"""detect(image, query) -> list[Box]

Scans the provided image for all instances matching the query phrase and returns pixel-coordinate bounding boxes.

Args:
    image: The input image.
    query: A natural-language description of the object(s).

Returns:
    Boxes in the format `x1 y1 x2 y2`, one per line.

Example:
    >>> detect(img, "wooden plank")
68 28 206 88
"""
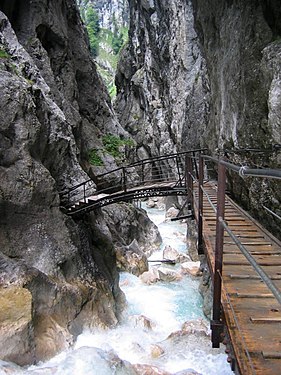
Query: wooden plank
228 274 281 280
262 352 281 359
224 261 281 266
229 293 274 298
224 251 281 256
250 317 281 323
198 181 281 375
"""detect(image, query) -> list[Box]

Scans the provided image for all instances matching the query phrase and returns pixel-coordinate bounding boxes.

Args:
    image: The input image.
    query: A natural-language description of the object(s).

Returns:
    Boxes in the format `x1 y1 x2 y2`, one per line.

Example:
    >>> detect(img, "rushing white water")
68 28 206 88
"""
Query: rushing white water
4 204 232 375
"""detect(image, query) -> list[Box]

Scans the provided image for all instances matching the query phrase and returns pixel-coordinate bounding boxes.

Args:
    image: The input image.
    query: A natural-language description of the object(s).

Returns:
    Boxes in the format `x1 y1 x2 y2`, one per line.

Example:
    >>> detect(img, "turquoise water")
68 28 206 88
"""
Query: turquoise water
2 204 233 375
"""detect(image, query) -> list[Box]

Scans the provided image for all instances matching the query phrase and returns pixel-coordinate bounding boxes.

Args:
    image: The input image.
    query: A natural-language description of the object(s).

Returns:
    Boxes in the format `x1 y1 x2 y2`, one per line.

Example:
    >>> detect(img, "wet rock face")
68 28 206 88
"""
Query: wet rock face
191 0 281 152
116 0 281 238
102 203 162 255
0 287 33 365
0 0 127 173
115 0 209 159
119 0 280 156
191 0 281 237
0 1 127 364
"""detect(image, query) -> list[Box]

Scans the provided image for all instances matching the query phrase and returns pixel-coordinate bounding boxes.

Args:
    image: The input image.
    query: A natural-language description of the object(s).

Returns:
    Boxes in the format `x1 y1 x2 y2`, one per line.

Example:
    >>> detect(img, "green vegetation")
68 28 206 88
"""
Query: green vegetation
88 148 104 166
96 26 128 98
76 1 128 98
85 6 100 57
111 16 127 55
102 134 134 159
0 49 10 59
88 135 134 166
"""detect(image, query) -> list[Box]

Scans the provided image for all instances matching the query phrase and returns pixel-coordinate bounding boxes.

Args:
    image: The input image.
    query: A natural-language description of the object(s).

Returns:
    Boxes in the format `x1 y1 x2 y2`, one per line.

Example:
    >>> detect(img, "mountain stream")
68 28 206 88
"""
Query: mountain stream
1 205 233 375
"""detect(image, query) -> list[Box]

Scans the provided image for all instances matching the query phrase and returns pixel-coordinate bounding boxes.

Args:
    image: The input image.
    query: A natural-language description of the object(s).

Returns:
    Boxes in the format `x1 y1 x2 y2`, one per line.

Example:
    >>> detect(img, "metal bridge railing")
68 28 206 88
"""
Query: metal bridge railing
59 149 206 208
187 152 281 369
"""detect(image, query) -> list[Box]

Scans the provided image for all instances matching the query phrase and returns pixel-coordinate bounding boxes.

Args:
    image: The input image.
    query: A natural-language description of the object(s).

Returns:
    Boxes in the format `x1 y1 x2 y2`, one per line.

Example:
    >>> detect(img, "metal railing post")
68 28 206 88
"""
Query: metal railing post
176 155 182 185
193 151 199 179
211 161 226 348
83 183 86 203
198 154 204 255
186 154 193 208
122 167 127 192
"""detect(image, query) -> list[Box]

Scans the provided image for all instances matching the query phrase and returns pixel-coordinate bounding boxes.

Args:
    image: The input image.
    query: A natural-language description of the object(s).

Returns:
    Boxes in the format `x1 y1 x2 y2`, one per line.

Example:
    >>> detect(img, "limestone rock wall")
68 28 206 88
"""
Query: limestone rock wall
0 0 156 365
191 0 281 152
116 0 281 237
115 0 209 161
93 0 129 30
191 0 281 236
0 4 125 363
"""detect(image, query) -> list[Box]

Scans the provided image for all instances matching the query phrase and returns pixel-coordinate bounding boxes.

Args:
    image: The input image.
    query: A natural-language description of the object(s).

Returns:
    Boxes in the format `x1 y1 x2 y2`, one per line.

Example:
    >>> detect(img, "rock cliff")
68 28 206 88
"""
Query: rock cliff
0 0 157 365
77 0 129 97
115 0 209 161
116 0 281 236
94 0 129 31
191 0 281 235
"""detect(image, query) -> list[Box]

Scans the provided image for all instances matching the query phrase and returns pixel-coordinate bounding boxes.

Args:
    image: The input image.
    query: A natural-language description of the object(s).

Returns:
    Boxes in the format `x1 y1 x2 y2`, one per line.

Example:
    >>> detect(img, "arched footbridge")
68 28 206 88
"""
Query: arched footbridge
60 149 281 375
60 150 199 216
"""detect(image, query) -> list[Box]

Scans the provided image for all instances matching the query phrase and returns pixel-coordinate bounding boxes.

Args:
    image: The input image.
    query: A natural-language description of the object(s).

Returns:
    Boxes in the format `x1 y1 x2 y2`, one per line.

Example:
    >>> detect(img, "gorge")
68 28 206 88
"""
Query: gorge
0 0 280 372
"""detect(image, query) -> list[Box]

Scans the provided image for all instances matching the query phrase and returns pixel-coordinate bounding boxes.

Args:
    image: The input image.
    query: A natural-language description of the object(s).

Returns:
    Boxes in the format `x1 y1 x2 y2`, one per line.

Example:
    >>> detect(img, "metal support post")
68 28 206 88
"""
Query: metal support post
141 161 144 184
198 155 204 255
186 155 193 207
193 151 199 179
176 155 182 185
211 161 226 347
83 183 86 203
122 167 127 192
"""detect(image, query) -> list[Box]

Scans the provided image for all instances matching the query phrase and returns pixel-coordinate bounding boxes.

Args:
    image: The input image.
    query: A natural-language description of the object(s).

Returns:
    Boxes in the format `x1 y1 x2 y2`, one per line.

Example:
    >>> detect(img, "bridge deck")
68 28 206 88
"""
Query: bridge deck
66 181 186 215
195 182 281 375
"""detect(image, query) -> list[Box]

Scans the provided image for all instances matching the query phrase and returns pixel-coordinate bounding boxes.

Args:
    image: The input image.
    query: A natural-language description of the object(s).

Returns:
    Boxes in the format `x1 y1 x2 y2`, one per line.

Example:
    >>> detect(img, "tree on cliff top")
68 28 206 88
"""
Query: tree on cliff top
85 6 100 57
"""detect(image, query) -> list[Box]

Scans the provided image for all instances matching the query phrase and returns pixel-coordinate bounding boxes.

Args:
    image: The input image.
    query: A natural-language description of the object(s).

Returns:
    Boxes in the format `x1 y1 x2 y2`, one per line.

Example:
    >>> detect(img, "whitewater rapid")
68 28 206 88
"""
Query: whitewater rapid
2 204 232 375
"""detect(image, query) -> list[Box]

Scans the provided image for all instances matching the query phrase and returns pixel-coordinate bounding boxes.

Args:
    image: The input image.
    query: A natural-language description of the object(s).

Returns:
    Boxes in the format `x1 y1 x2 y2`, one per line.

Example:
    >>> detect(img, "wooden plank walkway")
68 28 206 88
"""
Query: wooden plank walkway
195 182 281 375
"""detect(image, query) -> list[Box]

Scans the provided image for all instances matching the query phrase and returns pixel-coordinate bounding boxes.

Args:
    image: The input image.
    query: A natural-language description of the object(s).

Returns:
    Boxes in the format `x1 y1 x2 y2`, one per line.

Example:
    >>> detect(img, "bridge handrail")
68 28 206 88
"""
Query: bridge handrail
190 153 281 354
202 154 281 179
128 148 208 167
219 216 281 305
59 149 207 202
85 148 207 180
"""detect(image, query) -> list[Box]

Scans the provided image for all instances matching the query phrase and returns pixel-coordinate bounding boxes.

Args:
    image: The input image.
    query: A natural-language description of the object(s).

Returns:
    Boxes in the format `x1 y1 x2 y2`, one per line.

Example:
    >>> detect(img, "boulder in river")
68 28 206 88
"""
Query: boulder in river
150 344 165 358
146 198 156 208
130 314 155 331
139 267 160 285
163 245 180 263
181 319 210 336
116 239 148 276
162 243 190 265
180 262 201 277
165 207 180 220
132 364 171 375
174 370 202 375
178 253 191 263
158 267 182 282
146 198 166 210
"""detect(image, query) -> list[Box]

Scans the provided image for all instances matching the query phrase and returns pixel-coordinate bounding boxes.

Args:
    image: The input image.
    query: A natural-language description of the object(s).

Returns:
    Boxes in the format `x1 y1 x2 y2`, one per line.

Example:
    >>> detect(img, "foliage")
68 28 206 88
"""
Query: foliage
112 17 124 55
88 148 104 166
0 49 10 59
102 134 134 159
88 135 134 165
76 1 129 98
85 6 100 57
